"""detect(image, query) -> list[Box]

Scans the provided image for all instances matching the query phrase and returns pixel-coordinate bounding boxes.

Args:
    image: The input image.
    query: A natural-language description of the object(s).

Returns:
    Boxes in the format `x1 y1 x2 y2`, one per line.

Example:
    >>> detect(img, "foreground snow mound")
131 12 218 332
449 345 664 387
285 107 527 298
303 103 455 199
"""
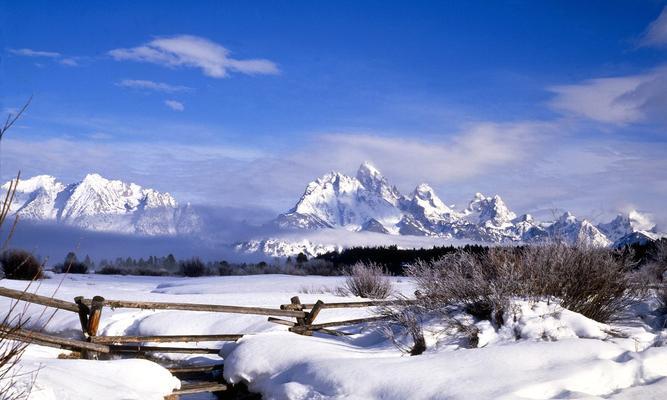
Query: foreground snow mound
11 346 179 400
222 299 666 399
222 331 667 400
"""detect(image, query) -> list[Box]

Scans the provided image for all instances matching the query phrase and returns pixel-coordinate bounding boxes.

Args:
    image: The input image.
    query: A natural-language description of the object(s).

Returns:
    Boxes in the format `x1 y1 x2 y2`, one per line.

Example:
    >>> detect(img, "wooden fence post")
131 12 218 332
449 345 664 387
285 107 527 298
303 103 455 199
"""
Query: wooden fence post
75 295 104 359
87 296 105 337
305 300 324 325
74 296 90 336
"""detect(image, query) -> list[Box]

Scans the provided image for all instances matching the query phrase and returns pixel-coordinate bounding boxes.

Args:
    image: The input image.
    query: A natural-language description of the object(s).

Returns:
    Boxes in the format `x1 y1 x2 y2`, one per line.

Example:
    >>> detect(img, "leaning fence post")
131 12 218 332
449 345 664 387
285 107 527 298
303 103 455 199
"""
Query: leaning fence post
305 300 324 326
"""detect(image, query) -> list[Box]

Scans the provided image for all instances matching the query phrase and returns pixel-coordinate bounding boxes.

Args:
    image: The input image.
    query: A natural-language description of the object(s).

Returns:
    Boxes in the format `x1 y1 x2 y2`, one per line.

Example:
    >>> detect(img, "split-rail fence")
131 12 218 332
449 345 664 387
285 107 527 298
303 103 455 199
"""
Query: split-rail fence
0 286 400 398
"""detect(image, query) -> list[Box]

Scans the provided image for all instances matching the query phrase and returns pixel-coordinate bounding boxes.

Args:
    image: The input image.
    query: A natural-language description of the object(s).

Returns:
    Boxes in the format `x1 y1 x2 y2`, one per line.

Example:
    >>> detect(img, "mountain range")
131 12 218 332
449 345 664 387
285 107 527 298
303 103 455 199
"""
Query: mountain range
242 162 663 255
1 174 200 236
3 166 664 258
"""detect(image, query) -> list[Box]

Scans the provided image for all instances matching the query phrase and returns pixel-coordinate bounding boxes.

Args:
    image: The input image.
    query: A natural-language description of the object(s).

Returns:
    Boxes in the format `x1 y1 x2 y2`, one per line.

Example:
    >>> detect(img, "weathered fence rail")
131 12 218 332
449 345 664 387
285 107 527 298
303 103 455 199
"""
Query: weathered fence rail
80 297 306 318
91 334 244 344
0 286 79 313
0 324 110 353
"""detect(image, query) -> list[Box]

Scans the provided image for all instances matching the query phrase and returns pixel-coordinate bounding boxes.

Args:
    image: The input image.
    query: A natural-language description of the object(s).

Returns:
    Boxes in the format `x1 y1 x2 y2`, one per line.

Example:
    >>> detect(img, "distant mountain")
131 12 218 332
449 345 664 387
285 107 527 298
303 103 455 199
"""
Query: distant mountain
240 162 664 257
2 174 200 236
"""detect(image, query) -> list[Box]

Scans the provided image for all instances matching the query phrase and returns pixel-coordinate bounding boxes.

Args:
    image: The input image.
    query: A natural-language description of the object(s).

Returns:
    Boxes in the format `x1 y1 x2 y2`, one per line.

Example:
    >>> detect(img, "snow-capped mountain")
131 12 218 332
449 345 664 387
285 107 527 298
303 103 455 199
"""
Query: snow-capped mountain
2 174 200 236
524 212 612 248
245 162 663 256
276 162 403 231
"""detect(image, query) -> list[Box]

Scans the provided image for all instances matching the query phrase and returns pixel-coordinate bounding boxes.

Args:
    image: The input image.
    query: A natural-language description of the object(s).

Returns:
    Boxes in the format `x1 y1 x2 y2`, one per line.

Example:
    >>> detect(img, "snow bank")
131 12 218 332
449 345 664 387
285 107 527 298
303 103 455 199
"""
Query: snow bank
480 300 609 347
9 345 179 400
2 275 666 399
222 331 667 400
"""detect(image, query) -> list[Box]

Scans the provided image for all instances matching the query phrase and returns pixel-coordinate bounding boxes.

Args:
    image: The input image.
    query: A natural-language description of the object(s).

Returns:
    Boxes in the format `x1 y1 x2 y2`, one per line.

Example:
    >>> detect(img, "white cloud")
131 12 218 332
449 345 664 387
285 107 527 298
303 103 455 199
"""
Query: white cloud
3 121 667 224
59 58 79 66
8 48 83 67
9 48 61 58
117 79 191 93
309 121 550 186
108 35 279 78
640 6 667 48
548 67 667 125
164 100 185 111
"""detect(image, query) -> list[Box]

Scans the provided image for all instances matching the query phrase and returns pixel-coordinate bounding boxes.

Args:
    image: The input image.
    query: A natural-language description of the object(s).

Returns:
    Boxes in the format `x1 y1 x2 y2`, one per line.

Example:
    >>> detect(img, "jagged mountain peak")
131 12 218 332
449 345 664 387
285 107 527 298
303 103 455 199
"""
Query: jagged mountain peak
408 183 454 219
515 213 534 223
81 172 107 183
465 192 516 227
356 162 401 206
357 161 381 179
262 163 665 252
558 211 577 223
4 174 63 193
2 173 196 236
413 183 436 197
598 210 655 243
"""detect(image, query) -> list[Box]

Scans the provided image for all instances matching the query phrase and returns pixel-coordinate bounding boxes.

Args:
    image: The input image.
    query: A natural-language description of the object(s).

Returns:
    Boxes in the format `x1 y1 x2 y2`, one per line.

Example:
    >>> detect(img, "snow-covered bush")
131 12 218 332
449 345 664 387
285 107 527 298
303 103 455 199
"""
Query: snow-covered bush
0 249 43 281
523 243 634 322
406 243 635 324
406 250 517 325
341 262 393 299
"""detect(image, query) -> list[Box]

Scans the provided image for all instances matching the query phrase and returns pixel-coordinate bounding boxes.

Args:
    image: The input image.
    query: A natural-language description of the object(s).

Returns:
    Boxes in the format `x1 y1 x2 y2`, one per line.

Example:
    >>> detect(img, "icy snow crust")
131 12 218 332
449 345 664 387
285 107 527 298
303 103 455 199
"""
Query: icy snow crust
2 274 667 399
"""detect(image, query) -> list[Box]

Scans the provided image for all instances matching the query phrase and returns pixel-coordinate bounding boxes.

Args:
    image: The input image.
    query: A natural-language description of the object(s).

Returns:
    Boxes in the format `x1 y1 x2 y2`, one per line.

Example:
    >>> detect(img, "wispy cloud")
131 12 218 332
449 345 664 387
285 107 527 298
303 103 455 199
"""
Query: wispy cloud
59 58 79 66
9 48 61 58
548 66 667 126
108 35 279 78
639 6 667 48
310 121 550 185
164 99 185 111
117 79 192 93
8 48 83 67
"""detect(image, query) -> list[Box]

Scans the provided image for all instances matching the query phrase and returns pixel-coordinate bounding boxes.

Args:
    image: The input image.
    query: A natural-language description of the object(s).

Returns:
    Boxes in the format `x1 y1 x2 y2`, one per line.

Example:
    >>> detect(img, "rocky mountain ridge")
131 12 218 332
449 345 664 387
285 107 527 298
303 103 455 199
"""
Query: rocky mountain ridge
2 173 200 236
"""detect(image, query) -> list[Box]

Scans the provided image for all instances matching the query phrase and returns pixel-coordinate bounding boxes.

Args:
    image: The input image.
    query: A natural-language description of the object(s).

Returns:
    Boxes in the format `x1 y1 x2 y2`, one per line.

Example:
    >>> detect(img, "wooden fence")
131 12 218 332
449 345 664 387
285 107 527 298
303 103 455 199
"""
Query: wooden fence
4 282 665 397
0 285 396 397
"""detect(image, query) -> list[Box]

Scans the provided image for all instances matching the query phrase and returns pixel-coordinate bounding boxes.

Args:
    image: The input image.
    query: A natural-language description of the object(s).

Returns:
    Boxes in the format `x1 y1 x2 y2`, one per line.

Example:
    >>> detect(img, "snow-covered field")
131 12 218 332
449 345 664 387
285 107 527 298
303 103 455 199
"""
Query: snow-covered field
2 274 667 399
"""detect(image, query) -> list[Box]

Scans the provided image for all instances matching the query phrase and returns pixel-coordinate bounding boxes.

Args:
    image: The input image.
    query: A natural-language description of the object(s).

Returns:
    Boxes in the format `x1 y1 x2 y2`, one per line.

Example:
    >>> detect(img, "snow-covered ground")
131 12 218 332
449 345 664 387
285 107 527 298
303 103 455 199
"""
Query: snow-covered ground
1 274 666 399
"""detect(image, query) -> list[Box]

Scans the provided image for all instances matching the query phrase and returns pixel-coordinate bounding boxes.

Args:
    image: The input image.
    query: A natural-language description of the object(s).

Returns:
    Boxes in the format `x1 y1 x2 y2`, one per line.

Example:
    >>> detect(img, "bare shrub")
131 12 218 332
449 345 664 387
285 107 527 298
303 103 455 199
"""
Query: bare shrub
340 262 393 299
406 250 514 325
0 306 31 399
0 250 43 281
406 243 635 324
380 304 426 355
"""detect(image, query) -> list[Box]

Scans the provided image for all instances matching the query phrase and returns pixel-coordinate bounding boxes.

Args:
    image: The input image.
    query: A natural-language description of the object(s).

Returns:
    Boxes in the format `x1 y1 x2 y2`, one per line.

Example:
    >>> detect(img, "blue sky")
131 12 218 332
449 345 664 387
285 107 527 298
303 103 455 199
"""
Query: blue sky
2 1 667 225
